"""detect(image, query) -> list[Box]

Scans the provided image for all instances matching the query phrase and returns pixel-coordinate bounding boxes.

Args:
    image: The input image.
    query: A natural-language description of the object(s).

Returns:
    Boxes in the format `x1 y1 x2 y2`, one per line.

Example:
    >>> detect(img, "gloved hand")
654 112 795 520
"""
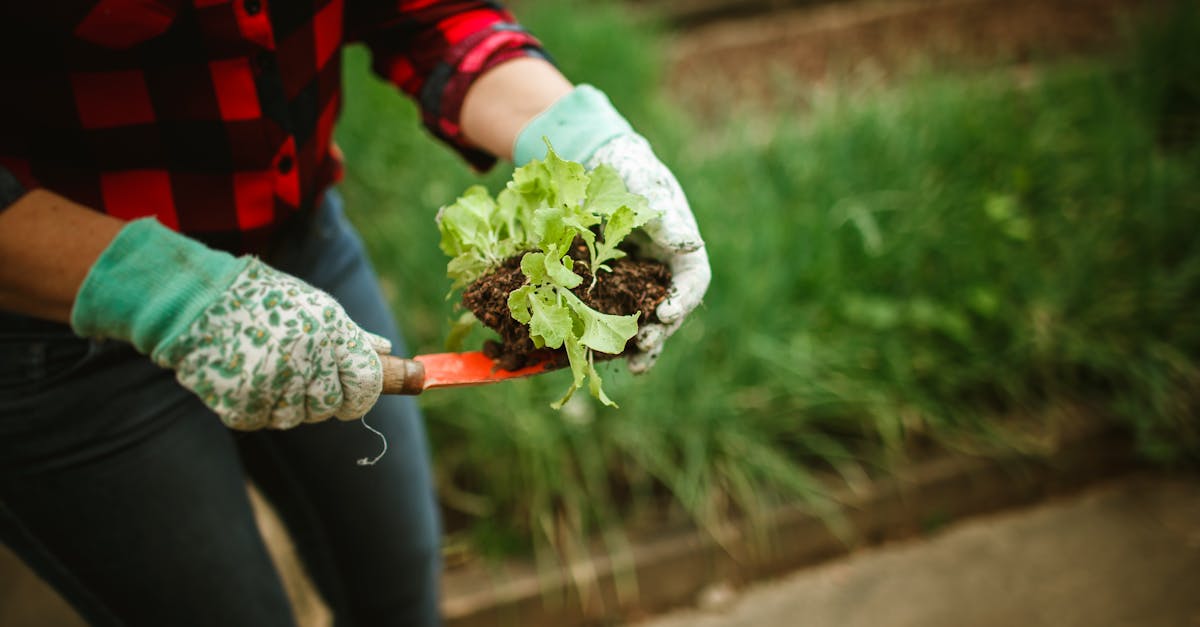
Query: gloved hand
71 219 390 430
515 86 710 373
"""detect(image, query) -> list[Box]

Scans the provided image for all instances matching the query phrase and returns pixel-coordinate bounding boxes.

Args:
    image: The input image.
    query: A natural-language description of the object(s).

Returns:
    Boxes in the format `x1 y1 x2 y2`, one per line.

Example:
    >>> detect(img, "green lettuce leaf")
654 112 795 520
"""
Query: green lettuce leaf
508 284 573 350
438 140 657 408
563 291 639 355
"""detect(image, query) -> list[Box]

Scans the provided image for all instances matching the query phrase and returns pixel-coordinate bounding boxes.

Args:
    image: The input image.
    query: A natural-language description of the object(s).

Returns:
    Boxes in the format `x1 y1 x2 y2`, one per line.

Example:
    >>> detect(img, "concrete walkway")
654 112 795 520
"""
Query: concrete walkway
634 473 1200 627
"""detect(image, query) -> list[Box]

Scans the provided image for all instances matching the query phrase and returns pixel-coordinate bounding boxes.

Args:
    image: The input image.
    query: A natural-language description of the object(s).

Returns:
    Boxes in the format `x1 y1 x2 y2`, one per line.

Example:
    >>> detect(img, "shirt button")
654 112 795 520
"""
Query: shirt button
277 155 294 174
253 51 274 75
244 0 262 16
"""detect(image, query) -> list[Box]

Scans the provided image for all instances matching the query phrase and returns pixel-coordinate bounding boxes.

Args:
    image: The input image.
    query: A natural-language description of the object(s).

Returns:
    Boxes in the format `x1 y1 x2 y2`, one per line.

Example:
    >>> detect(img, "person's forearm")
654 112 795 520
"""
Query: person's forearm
0 189 125 323
459 57 574 162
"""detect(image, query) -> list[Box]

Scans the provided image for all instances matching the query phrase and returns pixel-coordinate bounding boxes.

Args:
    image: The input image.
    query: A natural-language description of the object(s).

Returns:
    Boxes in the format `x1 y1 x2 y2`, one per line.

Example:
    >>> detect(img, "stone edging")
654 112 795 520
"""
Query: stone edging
441 418 1137 627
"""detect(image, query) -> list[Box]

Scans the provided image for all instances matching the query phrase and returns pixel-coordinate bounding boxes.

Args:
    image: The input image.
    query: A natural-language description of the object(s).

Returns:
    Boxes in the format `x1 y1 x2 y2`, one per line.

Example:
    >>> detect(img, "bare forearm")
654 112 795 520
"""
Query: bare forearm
459 57 573 161
0 189 124 323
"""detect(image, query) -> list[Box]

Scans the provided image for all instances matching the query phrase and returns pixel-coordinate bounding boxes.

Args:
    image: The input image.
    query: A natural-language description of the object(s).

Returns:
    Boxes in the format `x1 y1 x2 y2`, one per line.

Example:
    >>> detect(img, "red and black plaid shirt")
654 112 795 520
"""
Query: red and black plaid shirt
0 0 544 254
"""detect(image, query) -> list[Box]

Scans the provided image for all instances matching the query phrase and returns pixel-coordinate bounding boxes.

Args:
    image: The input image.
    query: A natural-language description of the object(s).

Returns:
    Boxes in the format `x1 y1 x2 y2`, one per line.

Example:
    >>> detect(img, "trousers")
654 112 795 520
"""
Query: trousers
0 190 442 626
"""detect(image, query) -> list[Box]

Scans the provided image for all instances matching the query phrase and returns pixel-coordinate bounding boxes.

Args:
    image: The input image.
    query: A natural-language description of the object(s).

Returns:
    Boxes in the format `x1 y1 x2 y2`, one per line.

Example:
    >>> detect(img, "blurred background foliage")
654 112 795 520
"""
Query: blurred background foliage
335 0 1200 562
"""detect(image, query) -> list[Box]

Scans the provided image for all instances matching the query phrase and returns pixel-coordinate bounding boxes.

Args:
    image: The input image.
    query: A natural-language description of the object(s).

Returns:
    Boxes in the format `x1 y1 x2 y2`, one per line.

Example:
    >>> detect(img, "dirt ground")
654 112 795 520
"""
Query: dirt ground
665 0 1169 114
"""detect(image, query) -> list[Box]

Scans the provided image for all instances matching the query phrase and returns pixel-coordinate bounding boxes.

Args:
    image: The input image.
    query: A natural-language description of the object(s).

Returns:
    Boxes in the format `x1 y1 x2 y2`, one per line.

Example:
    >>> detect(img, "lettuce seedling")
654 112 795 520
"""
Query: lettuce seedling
437 142 658 407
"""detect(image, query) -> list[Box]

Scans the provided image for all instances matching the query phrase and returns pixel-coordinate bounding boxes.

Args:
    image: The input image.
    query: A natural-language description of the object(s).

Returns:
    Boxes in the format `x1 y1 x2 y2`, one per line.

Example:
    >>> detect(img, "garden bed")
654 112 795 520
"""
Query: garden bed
441 412 1138 627
338 1 1200 624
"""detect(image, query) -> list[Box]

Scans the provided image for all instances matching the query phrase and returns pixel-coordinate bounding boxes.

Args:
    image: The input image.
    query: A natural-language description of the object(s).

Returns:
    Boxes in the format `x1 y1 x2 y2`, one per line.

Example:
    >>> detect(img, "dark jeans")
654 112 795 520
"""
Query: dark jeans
0 191 442 627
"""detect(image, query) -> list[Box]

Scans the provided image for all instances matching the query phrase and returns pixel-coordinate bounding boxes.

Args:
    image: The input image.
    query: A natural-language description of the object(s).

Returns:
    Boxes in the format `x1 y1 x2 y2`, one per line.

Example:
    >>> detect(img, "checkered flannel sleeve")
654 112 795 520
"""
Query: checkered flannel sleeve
347 1 548 169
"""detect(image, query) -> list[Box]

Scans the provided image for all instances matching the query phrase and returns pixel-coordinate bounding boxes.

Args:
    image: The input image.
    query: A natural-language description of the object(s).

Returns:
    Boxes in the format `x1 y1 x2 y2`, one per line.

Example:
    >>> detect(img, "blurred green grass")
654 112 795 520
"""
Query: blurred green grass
336 1 1200 558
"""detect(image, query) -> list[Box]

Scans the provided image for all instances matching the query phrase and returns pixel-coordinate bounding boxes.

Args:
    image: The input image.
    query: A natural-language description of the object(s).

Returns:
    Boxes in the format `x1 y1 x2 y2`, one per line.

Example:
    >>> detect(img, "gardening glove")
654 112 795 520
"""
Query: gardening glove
514 85 710 373
71 218 390 430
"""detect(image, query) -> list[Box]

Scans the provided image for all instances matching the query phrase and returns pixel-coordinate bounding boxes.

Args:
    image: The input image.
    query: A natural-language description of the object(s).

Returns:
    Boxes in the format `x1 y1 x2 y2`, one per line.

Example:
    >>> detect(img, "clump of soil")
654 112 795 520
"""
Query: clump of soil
461 240 671 370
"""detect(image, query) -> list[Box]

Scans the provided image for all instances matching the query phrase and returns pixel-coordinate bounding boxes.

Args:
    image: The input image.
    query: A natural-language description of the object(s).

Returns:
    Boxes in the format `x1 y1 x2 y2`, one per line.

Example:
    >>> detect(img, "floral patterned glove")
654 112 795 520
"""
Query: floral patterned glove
515 86 711 373
71 219 389 430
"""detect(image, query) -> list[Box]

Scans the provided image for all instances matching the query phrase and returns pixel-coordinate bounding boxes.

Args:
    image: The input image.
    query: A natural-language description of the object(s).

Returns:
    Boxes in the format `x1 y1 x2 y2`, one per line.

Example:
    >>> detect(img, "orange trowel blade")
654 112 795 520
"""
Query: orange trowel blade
413 351 558 389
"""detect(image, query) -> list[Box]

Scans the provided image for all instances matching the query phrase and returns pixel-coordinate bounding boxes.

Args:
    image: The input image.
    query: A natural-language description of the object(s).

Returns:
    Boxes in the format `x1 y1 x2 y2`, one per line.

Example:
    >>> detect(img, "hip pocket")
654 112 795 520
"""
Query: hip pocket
0 336 95 394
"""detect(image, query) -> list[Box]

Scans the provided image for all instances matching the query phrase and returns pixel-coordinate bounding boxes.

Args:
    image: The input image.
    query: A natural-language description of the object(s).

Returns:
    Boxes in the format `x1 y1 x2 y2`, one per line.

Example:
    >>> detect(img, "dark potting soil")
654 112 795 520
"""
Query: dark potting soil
461 242 671 371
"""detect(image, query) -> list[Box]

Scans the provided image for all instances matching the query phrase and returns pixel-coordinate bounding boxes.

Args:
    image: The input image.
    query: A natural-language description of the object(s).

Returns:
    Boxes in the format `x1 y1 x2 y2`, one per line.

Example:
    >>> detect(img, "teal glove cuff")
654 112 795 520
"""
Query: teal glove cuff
71 218 249 354
513 84 634 166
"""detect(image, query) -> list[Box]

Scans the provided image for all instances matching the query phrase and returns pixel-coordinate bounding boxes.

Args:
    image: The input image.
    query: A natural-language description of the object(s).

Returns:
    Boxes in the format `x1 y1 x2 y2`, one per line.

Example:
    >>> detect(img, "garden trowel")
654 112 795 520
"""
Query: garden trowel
380 351 560 395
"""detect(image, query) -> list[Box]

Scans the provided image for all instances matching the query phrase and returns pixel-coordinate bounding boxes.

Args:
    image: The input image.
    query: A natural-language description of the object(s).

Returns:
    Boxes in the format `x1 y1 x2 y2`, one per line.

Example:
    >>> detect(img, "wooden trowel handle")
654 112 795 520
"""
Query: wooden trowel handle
380 355 426 395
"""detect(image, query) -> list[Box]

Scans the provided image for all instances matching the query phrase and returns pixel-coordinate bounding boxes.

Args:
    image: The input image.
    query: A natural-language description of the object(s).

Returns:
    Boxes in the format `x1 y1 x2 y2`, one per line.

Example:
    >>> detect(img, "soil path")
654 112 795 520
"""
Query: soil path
664 0 1168 112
